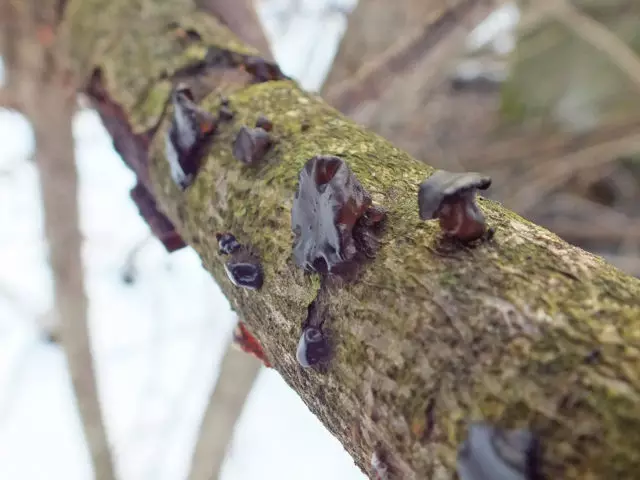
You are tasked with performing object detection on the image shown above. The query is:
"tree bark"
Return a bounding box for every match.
[63,2,640,478]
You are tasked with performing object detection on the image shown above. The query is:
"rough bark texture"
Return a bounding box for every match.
[64,2,640,478]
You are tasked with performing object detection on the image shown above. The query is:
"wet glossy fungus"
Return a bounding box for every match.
[232,126,272,165]
[216,232,241,255]
[418,170,492,242]
[255,114,273,132]
[291,155,373,274]
[164,85,217,190]
[296,326,331,368]
[456,422,540,480]
[224,250,264,290]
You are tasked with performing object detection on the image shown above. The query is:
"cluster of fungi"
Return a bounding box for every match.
[162,84,539,480]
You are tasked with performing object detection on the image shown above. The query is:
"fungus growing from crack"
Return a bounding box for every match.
[233,321,271,367]
[456,422,540,480]
[216,232,241,255]
[418,170,491,242]
[164,85,217,190]
[291,155,385,275]
[223,248,264,290]
[232,126,272,165]
[296,326,331,368]
[255,114,273,132]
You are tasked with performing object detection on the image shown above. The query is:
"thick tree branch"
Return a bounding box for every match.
[65,3,640,478]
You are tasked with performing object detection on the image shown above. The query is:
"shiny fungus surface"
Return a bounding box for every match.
[291,155,372,274]
[296,326,331,368]
[418,170,491,242]
[456,422,540,480]
[164,84,217,190]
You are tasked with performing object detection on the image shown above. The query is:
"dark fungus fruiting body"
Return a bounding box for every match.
[223,248,264,290]
[164,85,217,190]
[216,232,241,255]
[233,321,271,367]
[296,326,331,368]
[291,155,385,275]
[255,114,273,132]
[232,126,272,165]
[457,422,541,480]
[418,170,492,242]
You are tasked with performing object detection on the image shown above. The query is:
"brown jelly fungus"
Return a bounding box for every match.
[291,155,373,274]
[296,326,331,368]
[224,250,264,290]
[216,232,241,255]
[232,126,272,165]
[457,422,540,480]
[164,84,217,190]
[255,114,273,132]
[418,170,491,242]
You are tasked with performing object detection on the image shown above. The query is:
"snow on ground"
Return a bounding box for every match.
[0,1,364,479]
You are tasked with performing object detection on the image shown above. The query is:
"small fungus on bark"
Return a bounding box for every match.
[216,232,241,255]
[418,170,492,242]
[255,114,273,132]
[296,326,331,368]
[164,84,217,190]
[232,126,272,165]
[456,422,540,480]
[291,155,385,275]
[223,249,264,290]
[233,321,271,367]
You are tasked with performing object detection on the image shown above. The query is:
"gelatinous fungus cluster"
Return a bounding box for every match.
[233,321,272,367]
[457,422,540,480]
[418,170,492,242]
[291,155,386,276]
[165,85,218,190]
[216,232,264,290]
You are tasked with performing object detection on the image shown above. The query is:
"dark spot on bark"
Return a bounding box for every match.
[255,114,273,132]
[165,84,217,190]
[584,348,602,364]
[216,232,241,255]
[423,398,436,441]
[184,28,201,42]
[218,105,234,121]
[457,422,541,480]
[418,170,492,243]
[300,120,311,132]
[220,95,230,107]
[291,155,385,277]
[232,126,272,166]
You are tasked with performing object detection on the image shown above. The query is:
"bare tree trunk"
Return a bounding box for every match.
[188,342,263,480]
[1,1,117,478]
[52,2,640,478]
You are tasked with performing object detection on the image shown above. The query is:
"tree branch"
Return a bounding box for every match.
[64,3,640,478]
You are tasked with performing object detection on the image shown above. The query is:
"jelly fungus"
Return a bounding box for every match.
[292,155,378,274]
[255,114,273,132]
[418,170,491,242]
[456,422,540,480]
[216,232,241,255]
[164,84,217,190]
[296,326,331,368]
[223,249,264,290]
[232,126,272,165]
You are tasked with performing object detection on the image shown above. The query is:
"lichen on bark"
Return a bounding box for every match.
[76,4,640,478]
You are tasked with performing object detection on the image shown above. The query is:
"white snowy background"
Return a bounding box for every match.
[0,2,515,479]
